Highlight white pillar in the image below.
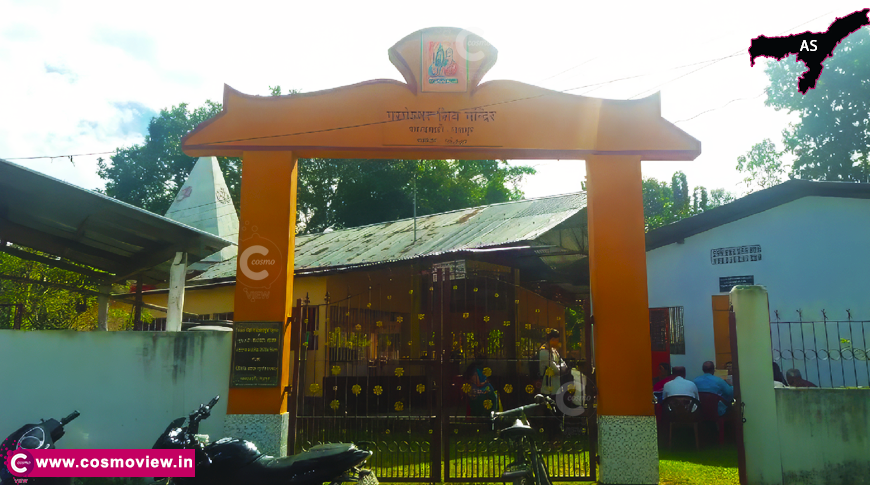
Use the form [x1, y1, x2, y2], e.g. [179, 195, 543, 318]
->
[97, 284, 110, 331]
[730, 285, 782, 485]
[166, 252, 188, 332]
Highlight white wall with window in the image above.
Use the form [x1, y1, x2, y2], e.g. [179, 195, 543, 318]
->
[646, 189, 870, 379]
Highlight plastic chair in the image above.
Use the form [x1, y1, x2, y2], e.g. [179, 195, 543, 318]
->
[662, 395, 702, 450]
[698, 392, 726, 445]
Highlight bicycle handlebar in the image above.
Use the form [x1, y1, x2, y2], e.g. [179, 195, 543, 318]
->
[490, 394, 556, 421]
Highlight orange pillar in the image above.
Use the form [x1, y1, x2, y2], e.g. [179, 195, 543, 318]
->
[586, 155, 658, 484]
[225, 151, 298, 456]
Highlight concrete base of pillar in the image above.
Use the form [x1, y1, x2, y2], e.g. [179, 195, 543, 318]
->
[598, 415, 659, 484]
[224, 413, 289, 457]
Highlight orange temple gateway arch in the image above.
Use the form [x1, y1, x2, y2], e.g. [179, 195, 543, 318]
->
[182, 27, 700, 485]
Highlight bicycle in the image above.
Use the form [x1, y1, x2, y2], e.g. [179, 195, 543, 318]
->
[490, 394, 557, 485]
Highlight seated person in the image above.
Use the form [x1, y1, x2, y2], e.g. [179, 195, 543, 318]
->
[662, 366, 699, 400]
[786, 368, 817, 388]
[773, 362, 789, 388]
[653, 362, 676, 392]
[464, 362, 500, 416]
[693, 361, 734, 416]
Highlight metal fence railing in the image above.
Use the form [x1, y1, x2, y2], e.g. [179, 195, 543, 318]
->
[771, 311, 870, 388]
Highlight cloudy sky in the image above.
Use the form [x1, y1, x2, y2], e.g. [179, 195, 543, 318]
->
[1, 0, 865, 200]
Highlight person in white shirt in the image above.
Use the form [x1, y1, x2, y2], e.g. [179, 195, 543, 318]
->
[662, 366, 699, 400]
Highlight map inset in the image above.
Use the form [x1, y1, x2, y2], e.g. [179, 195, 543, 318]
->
[749, 9, 870, 94]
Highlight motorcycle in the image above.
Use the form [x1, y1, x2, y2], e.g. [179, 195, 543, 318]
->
[0, 409, 80, 485]
[490, 394, 557, 485]
[152, 395, 378, 485]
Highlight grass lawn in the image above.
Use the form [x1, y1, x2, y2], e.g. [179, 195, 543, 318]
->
[658, 441, 739, 485]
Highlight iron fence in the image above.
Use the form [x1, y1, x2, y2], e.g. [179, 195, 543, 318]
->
[771, 310, 870, 388]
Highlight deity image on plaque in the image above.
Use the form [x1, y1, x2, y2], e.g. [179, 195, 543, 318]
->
[422, 34, 467, 92]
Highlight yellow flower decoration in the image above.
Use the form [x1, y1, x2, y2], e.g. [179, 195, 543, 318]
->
[429, 341, 435, 347]
[483, 400, 493, 410]
[352, 385, 362, 395]
[416, 384, 426, 394]
[386, 429, 391, 434]
[408, 341, 412, 346]
[567, 384, 576, 393]
[397, 386, 402, 391]
[397, 316, 404, 323]
[331, 365, 341, 376]
[463, 313, 469, 319]
[556, 316, 561, 321]
[376, 320, 383, 328]
[504, 320, 511, 327]
[395, 367, 404, 377]
[525, 324, 532, 330]
[367, 302, 372, 308]
[387, 295, 392, 300]
[473, 288, 478, 292]
[355, 324, 362, 331]
[535, 309, 541, 313]
[483, 316, 490, 322]
[515, 299, 520, 304]
[409, 289, 414, 295]
[346, 312, 350, 316]
[525, 385, 535, 394]
[374, 385, 383, 396]
[539, 428, 544, 433]
[545, 367, 555, 377]
[566, 330, 573, 336]
[494, 293, 499, 298]
[452, 285, 458, 290]
[386, 340, 392, 346]
[330, 400, 340, 410]
[454, 429, 459, 434]
[428, 429, 433, 434]
[429, 286, 434, 291]
[394, 402, 404, 411]
[462, 383, 472, 394]
[482, 367, 492, 377]
[309, 383, 322, 394]
[504, 384, 513, 394]
[304, 318, 309, 324]
[417, 313, 424, 320]
[302, 341, 309, 348]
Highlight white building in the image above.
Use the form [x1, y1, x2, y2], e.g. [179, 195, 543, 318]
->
[645, 180, 870, 387]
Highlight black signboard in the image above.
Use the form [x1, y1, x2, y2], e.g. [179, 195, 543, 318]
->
[719, 275, 754, 293]
[230, 321, 283, 388]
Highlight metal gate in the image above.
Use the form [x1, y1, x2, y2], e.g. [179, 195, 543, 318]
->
[288, 265, 596, 482]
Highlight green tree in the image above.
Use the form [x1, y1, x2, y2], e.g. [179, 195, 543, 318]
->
[736, 138, 787, 192]
[0, 248, 139, 331]
[642, 172, 734, 231]
[98, 97, 536, 234]
[98, 102, 242, 216]
[764, 28, 870, 183]
[300, 159, 533, 233]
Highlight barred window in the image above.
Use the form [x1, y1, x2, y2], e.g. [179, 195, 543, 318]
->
[649, 306, 685, 355]
[213, 312, 234, 321]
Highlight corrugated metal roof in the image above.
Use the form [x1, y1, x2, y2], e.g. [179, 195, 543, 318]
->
[193, 192, 586, 281]
[0, 158, 236, 283]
